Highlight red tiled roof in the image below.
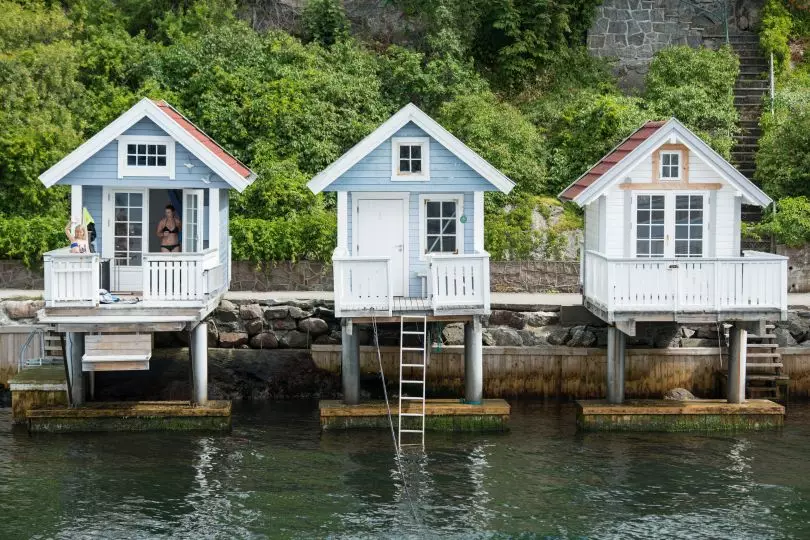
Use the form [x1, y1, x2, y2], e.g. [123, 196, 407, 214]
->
[559, 120, 667, 201]
[153, 100, 253, 179]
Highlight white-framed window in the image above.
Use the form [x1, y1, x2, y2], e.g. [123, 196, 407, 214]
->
[391, 137, 429, 181]
[659, 151, 681, 181]
[117, 135, 175, 178]
[419, 194, 463, 258]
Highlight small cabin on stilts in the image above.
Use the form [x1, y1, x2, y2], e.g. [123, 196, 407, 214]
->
[16, 98, 256, 430]
[308, 104, 514, 439]
[560, 118, 788, 429]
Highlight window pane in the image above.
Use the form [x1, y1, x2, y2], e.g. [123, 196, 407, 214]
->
[114, 223, 127, 236]
[676, 195, 689, 209]
[637, 225, 650, 239]
[442, 218, 456, 234]
[637, 211, 650, 225]
[157, 157, 167, 166]
[426, 235, 441, 252]
[637, 241, 648, 256]
[690, 196, 702, 208]
[675, 241, 688, 256]
[137, 156, 146, 166]
[399, 145, 409, 158]
[399, 159, 410, 172]
[650, 240, 664, 256]
[129, 208, 142, 221]
[115, 208, 128, 221]
[691, 225, 702, 239]
[129, 253, 142, 266]
[411, 145, 421, 159]
[147, 156, 156, 166]
[651, 210, 665, 224]
[147, 145, 156, 154]
[129, 238, 142, 251]
[427, 219, 440, 234]
[411, 159, 421, 173]
[651, 196, 665, 209]
[426, 201, 441, 217]
[130, 223, 142, 236]
[442, 201, 456, 216]
[690, 211, 703, 224]
[157, 145, 166, 155]
[130, 193, 142, 206]
[115, 193, 127, 206]
[651, 225, 664, 239]
[443, 236, 456, 252]
[137, 144, 146, 154]
[691, 240, 702, 256]
[127, 144, 136, 154]
[637, 195, 650, 209]
[114, 238, 127, 250]
[127, 156, 136, 166]
[662, 153, 670, 165]
[676, 210, 689, 224]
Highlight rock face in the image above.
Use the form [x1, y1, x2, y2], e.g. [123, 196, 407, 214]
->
[488, 310, 527, 330]
[442, 323, 465, 346]
[663, 388, 697, 401]
[239, 304, 263, 320]
[486, 327, 524, 347]
[3, 300, 44, 320]
[567, 326, 597, 347]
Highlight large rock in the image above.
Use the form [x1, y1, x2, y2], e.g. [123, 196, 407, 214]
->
[298, 317, 329, 336]
[482, 330, 496, 346]
[567, 326, 596, 347]
[264, 306, 289, 320]
[663, 388, 696, 400]
[214, 299, 239, 323]
[774, 327, 797, 347]
[239, 304, 263, 320]
[487, 327, 523, 346]
[487, 310, 527, 330]
[526, 311, 559, 327]
[517, 330, 544, 346]
[245, 319, 264, 336]
[273, 318, 298, 331]
[779, 313, 810, 341]
[288, 306, 307, 319]
[546, 327, 571, 346]
[280, 330, 310, 349]
[651, 324, 681, 348]
[442, 323, 465, 345]
[3, 300, 44, 320]
[219, 332, 248, 348]
[207, 324, 219, 347]
[249, 332, 278, 349]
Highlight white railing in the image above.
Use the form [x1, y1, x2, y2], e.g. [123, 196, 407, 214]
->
[583, 250, 788, 316]
[43, 248, 100, 307]
[333, 252, 392, 316]
[142, 248, 224, 307]
[428, 252, 491, 312]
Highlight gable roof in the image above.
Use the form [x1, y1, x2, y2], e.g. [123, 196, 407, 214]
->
[558, 118, 772, 207]
[39, 98, 257, 192]
[307, 103, 515, 194]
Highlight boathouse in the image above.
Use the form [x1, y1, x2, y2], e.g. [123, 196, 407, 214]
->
[560, 118, 788, 408]
[307, 103, 514, 438]
[23, 97, 255, 425]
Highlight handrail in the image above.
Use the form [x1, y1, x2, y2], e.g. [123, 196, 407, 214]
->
[584, 249, 788, 263]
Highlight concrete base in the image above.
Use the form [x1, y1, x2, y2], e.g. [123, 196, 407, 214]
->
[24, 401, 232, 433]
[319, 398, 510, 431]
[9, 366, 68, 424]
[577, 399, 785, 432]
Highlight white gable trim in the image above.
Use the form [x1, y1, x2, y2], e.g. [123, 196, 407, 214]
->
[39, 98, 255, 192]
[307, 103, 515, 194]
[570, 118, 772, 208]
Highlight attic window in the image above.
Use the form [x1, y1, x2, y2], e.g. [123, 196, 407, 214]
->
[117, 135, 175, 179]
[659, 151, 681, 181]
[392, 137, 429, 181]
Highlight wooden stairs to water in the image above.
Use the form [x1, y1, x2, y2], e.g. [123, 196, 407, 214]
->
[746, 323, 788, 401]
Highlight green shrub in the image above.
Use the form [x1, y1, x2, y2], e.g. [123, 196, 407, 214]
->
[760, 0, 793, 73]
[302, 0, 350, 47]
[0, 216, 66, 267]
[230, 213, 336, 263]
[756, 103, 810, 198]
[749, 197, 810, 247]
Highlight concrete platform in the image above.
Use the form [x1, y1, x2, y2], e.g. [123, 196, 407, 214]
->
[9, 366, 68, 423]
[320, 398, 510, 431]
[577, 399, 785, 432]
[24, 400, 232, 433]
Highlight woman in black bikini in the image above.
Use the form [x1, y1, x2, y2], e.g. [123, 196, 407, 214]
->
[156, 204, 182, 252]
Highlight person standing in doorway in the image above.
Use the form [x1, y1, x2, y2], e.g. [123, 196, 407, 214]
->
[156, 204, 182, 252]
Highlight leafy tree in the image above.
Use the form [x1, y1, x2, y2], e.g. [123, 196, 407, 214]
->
[302, 0, 350, 47]
[760, 0, 793, 73]
[757, 104, 810, 199]
[748, 197, 810, 247]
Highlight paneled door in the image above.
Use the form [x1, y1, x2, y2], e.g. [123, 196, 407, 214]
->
[355, 197, 407, 297]
[104, 189, 147, 292]
[634, 193, 707, 258]
[182, 189, 204, 253]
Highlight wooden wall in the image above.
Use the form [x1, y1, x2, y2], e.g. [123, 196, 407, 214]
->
[0, 326, 42, 388]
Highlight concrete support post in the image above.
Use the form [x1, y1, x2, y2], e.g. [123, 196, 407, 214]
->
[606, 326, 626, 404]
[728, 323, 748, 404]
[341, 319, 360, 405]
[66, 331, 85, 406]
[464, 316, 483, 404]
[191, 322, 208, 405]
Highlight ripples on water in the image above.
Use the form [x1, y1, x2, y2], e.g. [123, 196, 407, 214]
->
[2, 401, 810, 539]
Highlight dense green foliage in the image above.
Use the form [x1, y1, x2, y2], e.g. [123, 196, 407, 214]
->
[0, 216, 66, 267]
[761, 0, 794, 72]
[0, 0, 749, 264]
[746, 197, 810, 248]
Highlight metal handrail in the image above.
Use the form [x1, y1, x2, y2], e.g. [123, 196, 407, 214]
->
[19, 327, 45, 370]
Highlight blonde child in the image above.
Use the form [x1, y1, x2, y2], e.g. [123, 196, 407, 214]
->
[65, 220, 89, 254]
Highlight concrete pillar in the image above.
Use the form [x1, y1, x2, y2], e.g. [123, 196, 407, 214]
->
[728, 323, 747, 404]
[606, 326, 626, 404]
[191, 322, 208, 405]
[341, 319, 360, 405]
[464, 316, 483, 404]
[65, 331, 85, 406]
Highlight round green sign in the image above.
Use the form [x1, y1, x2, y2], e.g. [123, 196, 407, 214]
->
[460, 215, 467, 224]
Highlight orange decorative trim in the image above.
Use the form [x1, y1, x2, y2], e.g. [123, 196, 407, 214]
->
[652, 144, 689, 183]
[619, 182, 721, 190]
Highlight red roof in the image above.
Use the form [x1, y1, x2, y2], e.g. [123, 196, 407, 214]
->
[153, 100, 253, 179]
[559, 120, 666, 201]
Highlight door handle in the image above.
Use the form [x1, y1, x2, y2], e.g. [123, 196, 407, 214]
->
[395, 244, 403, 252]
[669, 264, 679, 269]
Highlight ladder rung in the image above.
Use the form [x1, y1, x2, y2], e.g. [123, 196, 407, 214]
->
[748, 353, 780, 358]
[401, 379, 423, 384]
[401, 331, 426, 335]
[400, 412, 424, 417]
[400, 396, 423, 400]
[401, 347, 425, 351]
[747, 363, 784, 368]
[400, 429, 424, 433]
[402, 363, 425, 368]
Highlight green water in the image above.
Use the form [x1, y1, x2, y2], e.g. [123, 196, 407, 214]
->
[2, 401, 810, 539]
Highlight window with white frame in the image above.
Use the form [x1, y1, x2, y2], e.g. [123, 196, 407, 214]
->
[117, 135, 175, 178]
[659, 151, 681, 181]
[392, 137, 429, 181]
[420, 195, 462, 256]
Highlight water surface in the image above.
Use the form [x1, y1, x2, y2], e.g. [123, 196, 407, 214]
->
[2, 401, 810, 539]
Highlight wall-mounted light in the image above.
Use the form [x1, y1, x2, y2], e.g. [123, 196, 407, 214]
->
[184, 162, 194, 170]
[201, 174, 211, 184]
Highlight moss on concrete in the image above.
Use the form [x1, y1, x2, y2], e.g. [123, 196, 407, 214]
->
[322, 414, 509, 432]
[9, 366, 66, 385]
[12, 390, 68, 424]
[28, 415, 231, 433]
[577, 412, 784, 432]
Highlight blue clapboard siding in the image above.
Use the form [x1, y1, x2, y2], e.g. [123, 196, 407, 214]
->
[219, 189, 229, 272]
[328, 123, 500, 192]
[60, 117, 231, 189]
[82, 186, 103, 253]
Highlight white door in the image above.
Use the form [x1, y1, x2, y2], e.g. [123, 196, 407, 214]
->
[356, 198, 406, 296]
[634, 193, 707, 258]
[182, 189, 204, 253]
[106, 190, 147, 292]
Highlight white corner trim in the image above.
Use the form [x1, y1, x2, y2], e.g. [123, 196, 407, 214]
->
[307, 103, 515, 194]
[208, 188, 220, 251]
[474, 191, 484, 252]
[418, 193, 464, 261]
[116, 135, 175, 179]
[390, 136, 430, 182]
[337, 191, 348, 251]
[39, 98, 254, 192]
[70, 185, 82, 225]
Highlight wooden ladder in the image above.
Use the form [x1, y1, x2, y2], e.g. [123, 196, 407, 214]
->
[746, 323, 788, 401]
[398, 315, 427, 451]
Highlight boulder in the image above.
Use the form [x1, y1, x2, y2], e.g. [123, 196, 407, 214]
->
[663, 388, 696, 400]
[774, 327, 797, 347]
[298, 317, 329, 336]
[264, 306, 289, 320]
[482, 330, 496, 346]
[239, 304, 263, 320]
[486, 327, 523, 346]
[546, 327, 571, 346]
[207, 324, 219, 347]
[517, 330, 543, 346]
[214, 300, 239, 323]
[217, 299, 236, 312]
[273, 318, 298, 331]
[441, 323, 465, 345]
[245, 319, 264, 336]
[314, 307, 335, 320]
[281, 330, 310, 349]
[219, 332, 248, 348]
[779, 313, 810, 341]
[487, 310, 527, 330]
[287, 306, 307, 319]
[3, 300, 44, 320]
[652, 324, 681, 348]
[567, 326, 596, 347]
[249, 332, 278, 349]
[526, 311, 559, 327]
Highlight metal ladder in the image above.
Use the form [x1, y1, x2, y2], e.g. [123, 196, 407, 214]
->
[398, 315, 427, 450]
